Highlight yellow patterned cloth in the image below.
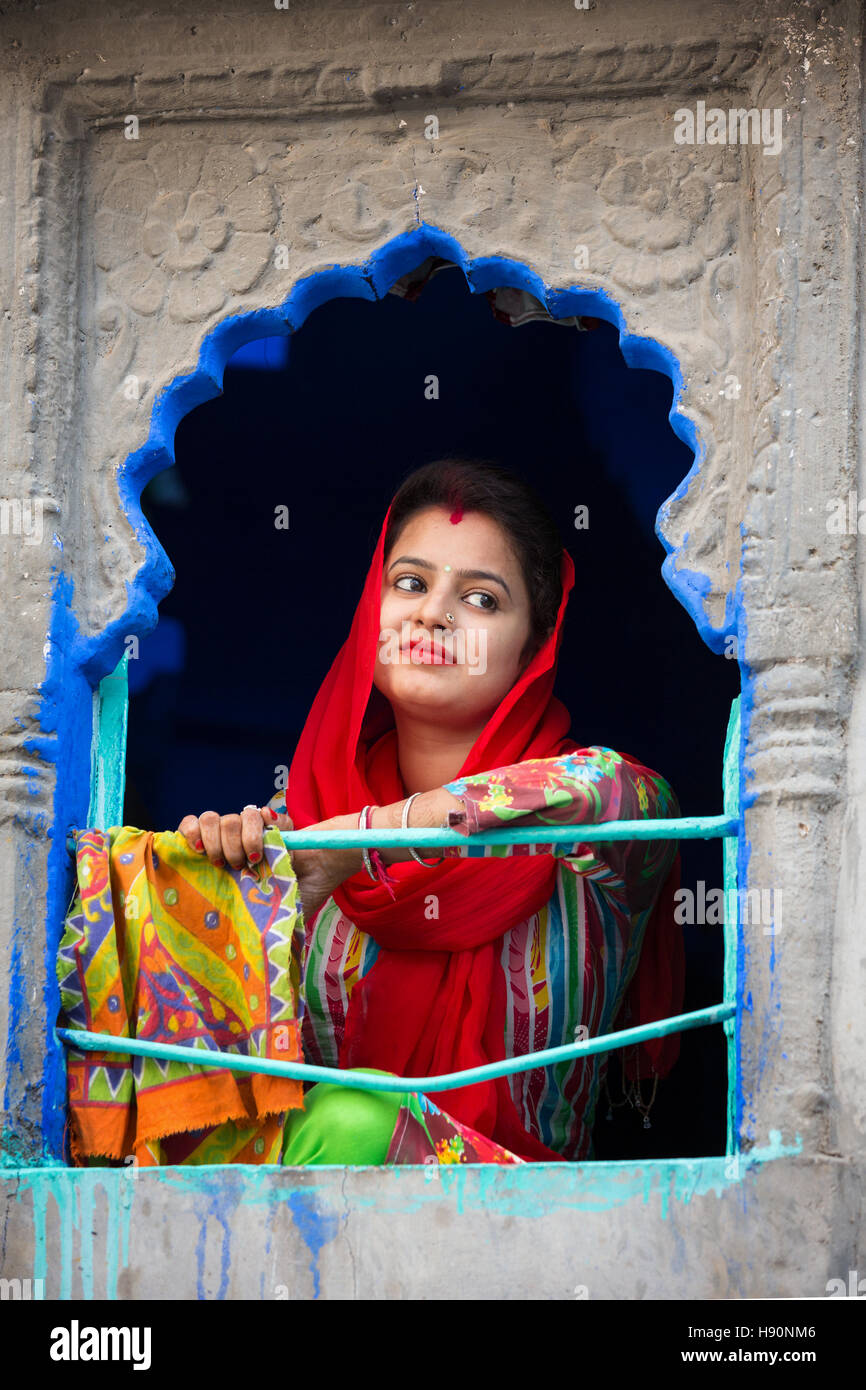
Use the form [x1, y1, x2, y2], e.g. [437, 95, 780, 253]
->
[57, 827, 305, 1166]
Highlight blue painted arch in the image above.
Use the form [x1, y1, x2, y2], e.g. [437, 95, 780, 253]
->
[81, 222, 732, 687]
[30, 223, 740, 1163]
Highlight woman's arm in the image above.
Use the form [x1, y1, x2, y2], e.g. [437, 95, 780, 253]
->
[284, 753, 678, 914]
[440, 749, 680, 907]
[176, 750, 677, 919]
[276, 791, 463, 879]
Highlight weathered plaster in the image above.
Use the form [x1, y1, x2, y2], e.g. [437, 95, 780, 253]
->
[9, 1141, 860, 1302]
[0, 0, 863, 1296]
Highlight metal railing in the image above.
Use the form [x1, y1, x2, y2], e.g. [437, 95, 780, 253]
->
[59, 654, 741, 1132]
[56, 1003, 734, 1093]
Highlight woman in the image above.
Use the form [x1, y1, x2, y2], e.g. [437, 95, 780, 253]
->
[179, 459, 683, 1164]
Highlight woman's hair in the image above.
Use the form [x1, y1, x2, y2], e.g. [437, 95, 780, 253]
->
[383, 458, 564, 653]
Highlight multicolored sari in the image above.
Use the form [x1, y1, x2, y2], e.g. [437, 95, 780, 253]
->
[58, 827, 531, 1169]
[58, 826, 305, 1166]
[300, 749, 681, 1161]
[286, 491, 683, 1162]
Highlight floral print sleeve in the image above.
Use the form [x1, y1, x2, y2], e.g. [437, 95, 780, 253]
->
[442, 748, 679, 909]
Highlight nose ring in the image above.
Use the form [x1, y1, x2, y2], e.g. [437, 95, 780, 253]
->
[446, 612, 454, 624]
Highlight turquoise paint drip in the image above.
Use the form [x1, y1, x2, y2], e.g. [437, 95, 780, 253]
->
[16, 1169, 133, 1301]
[32, 1175, 47, 1285]
[106, 1178, 118, 1300]
[29, 1171, 75, 1298]
[59, 1180, 73, 1299]
[78, 1180, 94, 1300]
[8, 1133, 805, 1300]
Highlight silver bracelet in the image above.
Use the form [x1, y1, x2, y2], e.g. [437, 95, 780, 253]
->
[402, 792, 445, 866]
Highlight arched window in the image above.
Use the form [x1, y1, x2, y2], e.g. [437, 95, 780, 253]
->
[65, 250, 744, 1171]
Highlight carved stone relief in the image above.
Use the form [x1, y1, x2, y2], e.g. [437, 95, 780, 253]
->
[64, 63, 770, 643]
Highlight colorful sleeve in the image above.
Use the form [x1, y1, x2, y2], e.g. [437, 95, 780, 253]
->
[441, 749, 679, 905]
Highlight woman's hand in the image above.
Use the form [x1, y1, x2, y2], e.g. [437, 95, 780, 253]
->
[289, 846, 349, 923]
[177, 805, 291, 869]
[177, 806, 347, 923]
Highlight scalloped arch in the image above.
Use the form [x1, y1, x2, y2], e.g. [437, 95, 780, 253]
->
[79, 223, 728, 683]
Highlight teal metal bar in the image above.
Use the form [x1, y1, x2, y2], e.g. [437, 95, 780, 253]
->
[74, 659, 742, 1111]
[56, 1003, 734, 1093]
[67, 815, 739, 856]
[275, 814, 739, 850]
[722, 696, 741, 1158]
[87, 652, 129, 830]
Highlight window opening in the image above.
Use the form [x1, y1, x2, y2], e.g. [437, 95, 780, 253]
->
[64, 680, 739, 1156]
[61, 252, 742, 1168]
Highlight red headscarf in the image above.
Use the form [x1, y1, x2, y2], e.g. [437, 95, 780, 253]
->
[288, 500, 683, 1160]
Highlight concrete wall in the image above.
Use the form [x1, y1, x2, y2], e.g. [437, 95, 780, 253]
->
[0, 0, 863, 1297]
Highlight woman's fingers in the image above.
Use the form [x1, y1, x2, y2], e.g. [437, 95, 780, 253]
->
[240, 805, 264, 864]
[199, 811, 225, 866]
[259, 805, 292, 831]
[220, 813, 246, 869]
[177, 814, 204, 853]
[179, 807, 296, 869]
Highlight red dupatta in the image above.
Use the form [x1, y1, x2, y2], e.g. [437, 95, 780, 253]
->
[287, 502, 683, 1160]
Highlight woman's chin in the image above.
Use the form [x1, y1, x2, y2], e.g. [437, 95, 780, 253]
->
[385, 669, 461, 701]
[381, 670, 492, 717]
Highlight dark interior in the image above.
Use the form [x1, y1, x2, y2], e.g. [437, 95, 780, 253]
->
[126, 264, 741, 1160]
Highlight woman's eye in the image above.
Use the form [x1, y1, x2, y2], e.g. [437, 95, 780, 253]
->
[392, 576, 497, 610]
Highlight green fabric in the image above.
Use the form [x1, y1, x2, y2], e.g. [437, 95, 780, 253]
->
[281, 1069, 408, 1166]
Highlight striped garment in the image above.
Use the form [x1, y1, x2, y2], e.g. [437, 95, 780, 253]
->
[297, 749, 679, 1161]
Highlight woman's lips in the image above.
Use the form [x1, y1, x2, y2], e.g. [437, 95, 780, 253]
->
[403, 637, 457, 665]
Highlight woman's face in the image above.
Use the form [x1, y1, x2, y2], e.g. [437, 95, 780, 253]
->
[373, 506, 537, 730]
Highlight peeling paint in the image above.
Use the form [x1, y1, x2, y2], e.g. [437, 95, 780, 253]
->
[7, 1128, 804, 1299]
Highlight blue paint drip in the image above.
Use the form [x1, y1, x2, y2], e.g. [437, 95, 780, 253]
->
[4, 930, 27, 1088]
[3, 572, 90, 1163]
[217, 1208, 232, 1299]
[192, 1181, 241, 1299]
[731, 639, 780, 1153]
[8, 1137, 806, 1300]
[286, 1190, 341, 1299]
[195, 1214, 208, 1301]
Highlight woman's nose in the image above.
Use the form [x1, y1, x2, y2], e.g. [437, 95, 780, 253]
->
[412, 583, 452, 628]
